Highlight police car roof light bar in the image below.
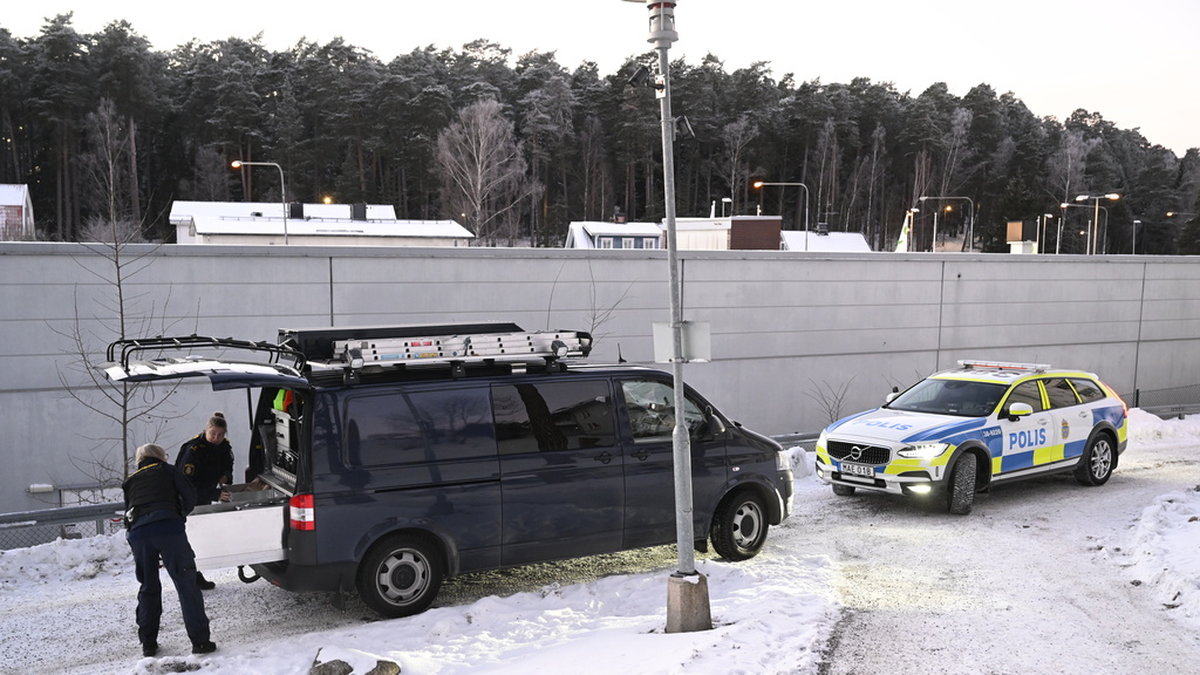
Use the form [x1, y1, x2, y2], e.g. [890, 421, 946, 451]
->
[957, 359, 1051, 372]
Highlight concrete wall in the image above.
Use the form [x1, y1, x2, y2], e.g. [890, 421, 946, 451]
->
[3, 242, 1198, 512]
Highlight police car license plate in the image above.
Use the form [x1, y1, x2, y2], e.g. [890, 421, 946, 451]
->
[840, 463, 875, 478]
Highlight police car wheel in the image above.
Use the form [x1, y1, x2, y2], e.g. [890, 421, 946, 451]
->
[947, 456, 977, 515]
[357, 535, 444, 618]
[1074, 433, 1115, 486]
[832, 483, 856, 496]
[710, 492, 768, 561]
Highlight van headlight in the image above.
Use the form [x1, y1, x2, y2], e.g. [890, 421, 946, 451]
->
[897, 442, 950, 459]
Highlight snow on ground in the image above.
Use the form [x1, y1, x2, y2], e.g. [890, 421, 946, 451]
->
[1112, 408, 1200, 631]
[0, 411, 1197, 674]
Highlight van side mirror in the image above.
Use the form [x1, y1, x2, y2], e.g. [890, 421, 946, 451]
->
[1006, 402, 1034, 421]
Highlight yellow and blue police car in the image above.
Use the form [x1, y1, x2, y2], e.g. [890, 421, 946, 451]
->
[814, 360, 1128, 514]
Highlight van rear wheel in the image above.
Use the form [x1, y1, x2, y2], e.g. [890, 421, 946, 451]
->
[357, 536, 443, 618]
[710, 492, 768, 561]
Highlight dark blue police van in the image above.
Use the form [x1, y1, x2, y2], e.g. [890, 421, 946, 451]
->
[103, 323, 793, 617]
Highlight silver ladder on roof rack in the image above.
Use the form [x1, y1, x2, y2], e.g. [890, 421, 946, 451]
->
[308, 327, 593, 374]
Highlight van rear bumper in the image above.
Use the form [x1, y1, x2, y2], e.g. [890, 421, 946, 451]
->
[251, 560, 357, 593]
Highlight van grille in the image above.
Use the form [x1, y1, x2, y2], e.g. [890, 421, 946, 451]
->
[827, 440, 890, 465]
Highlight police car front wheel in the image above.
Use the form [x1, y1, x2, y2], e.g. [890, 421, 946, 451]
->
[831, 483, 856, 497]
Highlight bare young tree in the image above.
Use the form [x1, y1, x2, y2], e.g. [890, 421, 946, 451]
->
[79, 98, 131, 225]
[436, 98, 542, 245]
[805, 376, 857, 425]
[720, 115, 758, 213]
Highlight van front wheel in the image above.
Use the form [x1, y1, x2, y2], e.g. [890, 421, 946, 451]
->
[357, 536, 444, 618]
[710, 492, 768, 561]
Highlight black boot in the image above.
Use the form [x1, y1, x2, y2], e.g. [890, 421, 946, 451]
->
[142, 642, 158, 657]
[192, 640, 217, 654]
[195, 571, 215, 590]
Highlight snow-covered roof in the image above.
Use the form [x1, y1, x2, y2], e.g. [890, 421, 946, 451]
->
[564, 221, 662, 248]
[0, 184, 31, 207]
[780, 231, 872, 252]
[170, 201, 473, 241]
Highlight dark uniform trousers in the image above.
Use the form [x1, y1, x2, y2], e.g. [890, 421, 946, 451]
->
[128, 520, 210, 646]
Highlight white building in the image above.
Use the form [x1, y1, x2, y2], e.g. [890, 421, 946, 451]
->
[563, 221, 662, 249]
[781, 230, 873, 252]
[0, 184, 35, 240]
[170, 201, 474, 247]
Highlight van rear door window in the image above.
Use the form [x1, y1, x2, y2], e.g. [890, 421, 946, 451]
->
[493, 381, 615, 455]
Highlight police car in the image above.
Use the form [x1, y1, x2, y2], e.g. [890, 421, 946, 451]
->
[814, 360, 1128, 514]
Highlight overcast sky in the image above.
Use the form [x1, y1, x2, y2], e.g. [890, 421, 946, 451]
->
[6, 0, 1198, 155]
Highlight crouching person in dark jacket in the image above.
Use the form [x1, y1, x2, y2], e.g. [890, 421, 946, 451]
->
[122, 443, 217, 657]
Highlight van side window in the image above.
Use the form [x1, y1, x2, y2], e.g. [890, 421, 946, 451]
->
[620, 379, 706, 442]
[407, 388, 496, 460]
[1069, 378, 1106, 403]
[1043, 378, 1080, 409]
[493, 381, 615, 455]
[345, 394, 424, 467]
[1006, 381, 1045, 412]
[345, 387, 495, 466]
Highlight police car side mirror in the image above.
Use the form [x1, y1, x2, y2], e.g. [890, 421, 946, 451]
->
[885, 392, 899, 404]
[1006, 402, 1034, 421]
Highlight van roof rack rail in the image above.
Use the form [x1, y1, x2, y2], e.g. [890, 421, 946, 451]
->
[105, 335, 307, 372]
[956, 359, 1051, 372]
[280, 323, 593, 381]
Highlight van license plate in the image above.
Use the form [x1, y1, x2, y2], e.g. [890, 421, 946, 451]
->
[841, 463, 875, 478]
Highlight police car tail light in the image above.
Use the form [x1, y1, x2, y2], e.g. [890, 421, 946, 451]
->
[289, 494, 315, 531]
[898, 442, 950, 459]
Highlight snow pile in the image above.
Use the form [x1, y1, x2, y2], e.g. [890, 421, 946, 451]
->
[1122, 486, 1200, 628]
[0, 528, 131, 588]
[1116, 410, 1200, 630]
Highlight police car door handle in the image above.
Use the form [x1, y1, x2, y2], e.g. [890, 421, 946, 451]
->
[594, 451, 613, 465]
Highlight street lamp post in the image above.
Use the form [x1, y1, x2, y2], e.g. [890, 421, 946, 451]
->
[1037, 213, 1054, 254]
[1074, 193, 1120, 255]
[752, 180, 810, 250]
[918, 195, 974, 252]
[624, 0, 711, 634]
[231, 160, 289, 245]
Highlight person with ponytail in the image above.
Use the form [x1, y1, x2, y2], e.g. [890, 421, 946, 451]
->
[178, 412, 234, 590]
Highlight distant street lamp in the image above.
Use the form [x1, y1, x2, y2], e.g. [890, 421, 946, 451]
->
[1037, 213, 1054, 253]
[918, 195, 974, 252]
[231, 160, 289, 245]
[753, 180, 810, 250]
[1074, 193, 1120, 255]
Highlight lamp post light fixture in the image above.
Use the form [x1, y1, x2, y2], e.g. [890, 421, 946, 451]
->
[623, 0, 712, 634]
[918, 195, 975, 252]
[1074, 193, 1120, 255]
[231, 160, 289, 245]
[752, 180, 811, 250]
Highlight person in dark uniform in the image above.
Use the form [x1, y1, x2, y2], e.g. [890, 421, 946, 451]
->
[122, 443, 217, 657]
[178, 411, 234, 590]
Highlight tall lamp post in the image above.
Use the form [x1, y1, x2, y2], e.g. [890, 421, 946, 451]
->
[231, 160, 289, 245]
[753, 180, 810, 250]
[623, 0, 711, 634]
[1074, 193, 1120, 255]
[918, 195, 974, 251]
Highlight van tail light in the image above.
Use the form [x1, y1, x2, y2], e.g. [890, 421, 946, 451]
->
[289, 494, 315, 531]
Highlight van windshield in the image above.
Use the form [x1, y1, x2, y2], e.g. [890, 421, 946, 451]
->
[887, 378, 1007, 417]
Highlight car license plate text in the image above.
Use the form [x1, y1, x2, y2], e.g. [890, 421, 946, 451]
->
[840, 463, 875, 478]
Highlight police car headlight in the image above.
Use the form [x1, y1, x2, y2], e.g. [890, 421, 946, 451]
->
[897, 442, 950, 459]
[817, 429, 829, 449]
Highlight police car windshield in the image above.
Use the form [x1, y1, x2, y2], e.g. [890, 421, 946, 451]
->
[887, 378, 1007, 417]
